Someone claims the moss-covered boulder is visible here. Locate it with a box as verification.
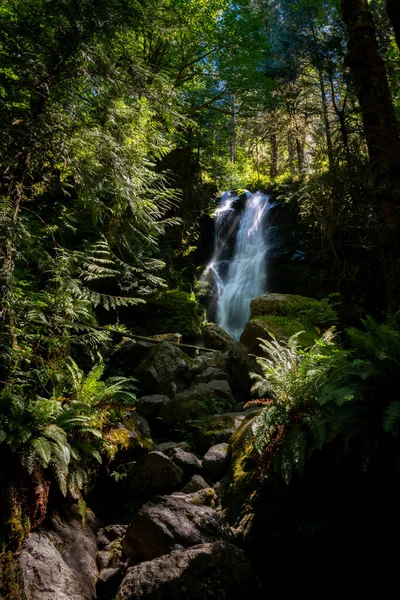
[240,293,337,355]
[158,381,234,434]
[195,411,255,452]
[144,290,205,339]
[134,342,191,397]
[250,293,337,325]
[222,412,261,526]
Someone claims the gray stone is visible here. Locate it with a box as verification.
[97,524,127,549]
[122,494,233,564]
[194,367,228,384]
[202,323,236,351]
[135,394,170,422]
[203,443,230,478]
[169,447,202,475]
[127,451,183,501]
[182,474,210,494]
[172,488,217,507]
[188,352,227,379]
[96,540,126,571]
[116,542,259,600]
[19,507,99,600]
[154,440,191,454]
[134,342,191,397]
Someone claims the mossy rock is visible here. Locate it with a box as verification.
[250,293,337,327]
[145,290,205,339]
[241,293,337,355]
[223,412,261,525]
[240,315,317,355]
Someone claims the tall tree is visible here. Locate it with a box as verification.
[342,0,400,311]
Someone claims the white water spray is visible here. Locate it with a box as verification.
[204,190,269,340]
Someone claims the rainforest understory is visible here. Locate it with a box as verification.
[1,0,400,598]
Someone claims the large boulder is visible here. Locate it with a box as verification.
[134,342,191,397]
[127,451,183,501]
[122,494,233,564]
[249,293,337,324]
[182,474,211,494]
[202,322,236,351]
[240,293,336,355]
[19,507,99,600]
[116,542,259,600]
[159,380,234,432]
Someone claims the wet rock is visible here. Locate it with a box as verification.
[224,341,253,397]
[116,542,259,600]
[122,494,233,564]
[203,443,230,479]
[134,394,170,423]
[127,451,183,501]
[182,474,210,494]
[202,323,236,351]
[134,342,191,397]
[19,507,99,600]
[169,447,202,475]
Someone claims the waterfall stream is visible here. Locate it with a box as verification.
[204,190,270,340]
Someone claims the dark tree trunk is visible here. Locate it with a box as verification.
[386,0,400,50]
[318,69,334,170]
[342,0,400,312]
[270,133,279,179]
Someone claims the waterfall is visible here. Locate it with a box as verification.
[203,190,269,340]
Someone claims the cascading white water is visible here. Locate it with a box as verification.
[204,190,269,340]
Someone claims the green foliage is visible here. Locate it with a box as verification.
[0,359,136,505]
[251,330,356,482]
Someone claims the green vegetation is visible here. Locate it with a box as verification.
[1,0,400,583]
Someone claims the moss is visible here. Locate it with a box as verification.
[225,414,260,524]
[251,293,337,328]
[0,550,23,600]
[256,315,318,347]
[146,290,205,339]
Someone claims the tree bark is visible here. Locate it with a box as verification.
[270,133,279,179]
[342,0,400,312]
[386,0,400,50]
[287,132,295,174]
[318,69,334,170]
[296,136,305,173]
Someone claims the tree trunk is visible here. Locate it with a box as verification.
[342,0,400,312]
[230,94,236,164]
[296,136,305,173]
[318,69,334,170]
[287,132,295,174]
[270,133,279,179]
[386,0,400,50]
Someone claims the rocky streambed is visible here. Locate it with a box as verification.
[18,294,336,599]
